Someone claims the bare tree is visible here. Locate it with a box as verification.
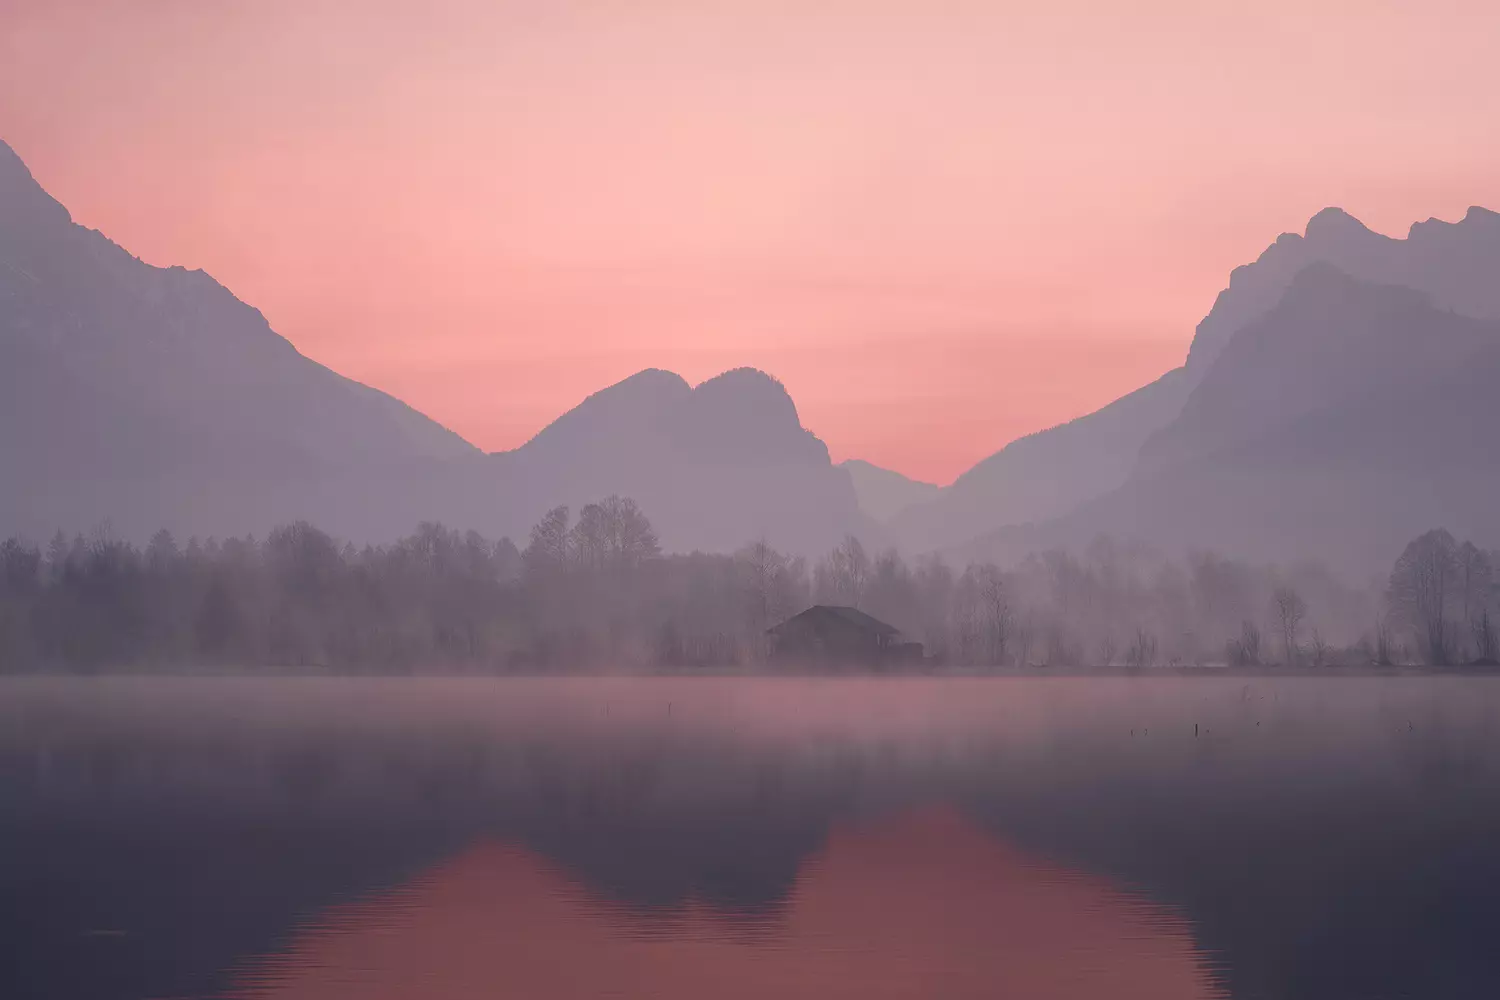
[523,505,570,579]
[1190,551,1253,642]
[1456,542,1493,662]
[1125,626,1158,669]
[569,502,609,571]
[913,556,955,663]
[1272,586,1307,666]
[1309,628,1331,668]
[972,562,1011,667]
[44,530,69,584]
[865,549,918,636]
[1474,611,1499,665]
[737,537,786,660]
[816,534,870,608]
[1011,613,1036,668]
[0,539,40,594]
[1227,619,1262,667]
[1373,615,1395,666]
[1098,634,1119,668]
[597,495,660,571]
[948,567,981,664]
[1043,624,1079,668]
[146,529,179,574]
[1387,528,1458,666]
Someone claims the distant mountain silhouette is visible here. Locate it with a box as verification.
[839,459,940,522]
[1186,205,1500,370]
[0,139,497,543]
[0,140,861,553]
[489,367,866,553]
[962,264,1500,574]
[893,203,1500,555]
[9,130,1497,569]
[888,370,1191,551]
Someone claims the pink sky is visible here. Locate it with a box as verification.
[4,1,1498,483]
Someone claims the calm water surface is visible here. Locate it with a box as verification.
[3,677,1499,999]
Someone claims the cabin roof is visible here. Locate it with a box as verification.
[767,605,901,636]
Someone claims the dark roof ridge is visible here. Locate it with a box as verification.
[770,604,901,635]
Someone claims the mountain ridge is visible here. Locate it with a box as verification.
[839,459,940,522]
[8,135,1498,571]
[958,262,1500,575]
[0,139,863,554]
[889,201,1500,555]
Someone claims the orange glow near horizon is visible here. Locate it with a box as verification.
[225,808,1226,999]
[4,1,1498,482]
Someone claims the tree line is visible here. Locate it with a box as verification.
[0,498,1493,672]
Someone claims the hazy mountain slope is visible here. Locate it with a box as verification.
[839,459,940,522]
[0,141,477,468]
[0,138,498,541]
[491,367,867,554]
[894,204,1500,554]
[1,140,862,554]
[1140,263,1495,474]
[961,266,1500,575]
[888,369,1190,550]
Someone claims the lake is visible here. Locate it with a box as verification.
[3,676,1499,999]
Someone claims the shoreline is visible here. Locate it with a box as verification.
[3,664,1499,680]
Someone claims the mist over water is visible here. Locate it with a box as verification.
[4,677,1500,1000]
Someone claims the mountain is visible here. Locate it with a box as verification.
[891,203,1500,554]
[839,459,940,522]
[0,139,501,544]
[10,127,1494,569]
[488,367,866,553]
[0,140,861,554]
[887,369,1190,550]
[1185,205,1500,370]
[1136,262,1494,476]
[963,264,1500,574]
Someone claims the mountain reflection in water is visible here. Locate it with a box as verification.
[3,677,1500,1000]
[225,809,1222,1000]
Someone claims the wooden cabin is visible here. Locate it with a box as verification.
[767,605,923,666]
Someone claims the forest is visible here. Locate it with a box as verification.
[0,496,1494,673]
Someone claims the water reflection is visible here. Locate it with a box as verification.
[3,677,1500,1000]
[226,809,1224,1000]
